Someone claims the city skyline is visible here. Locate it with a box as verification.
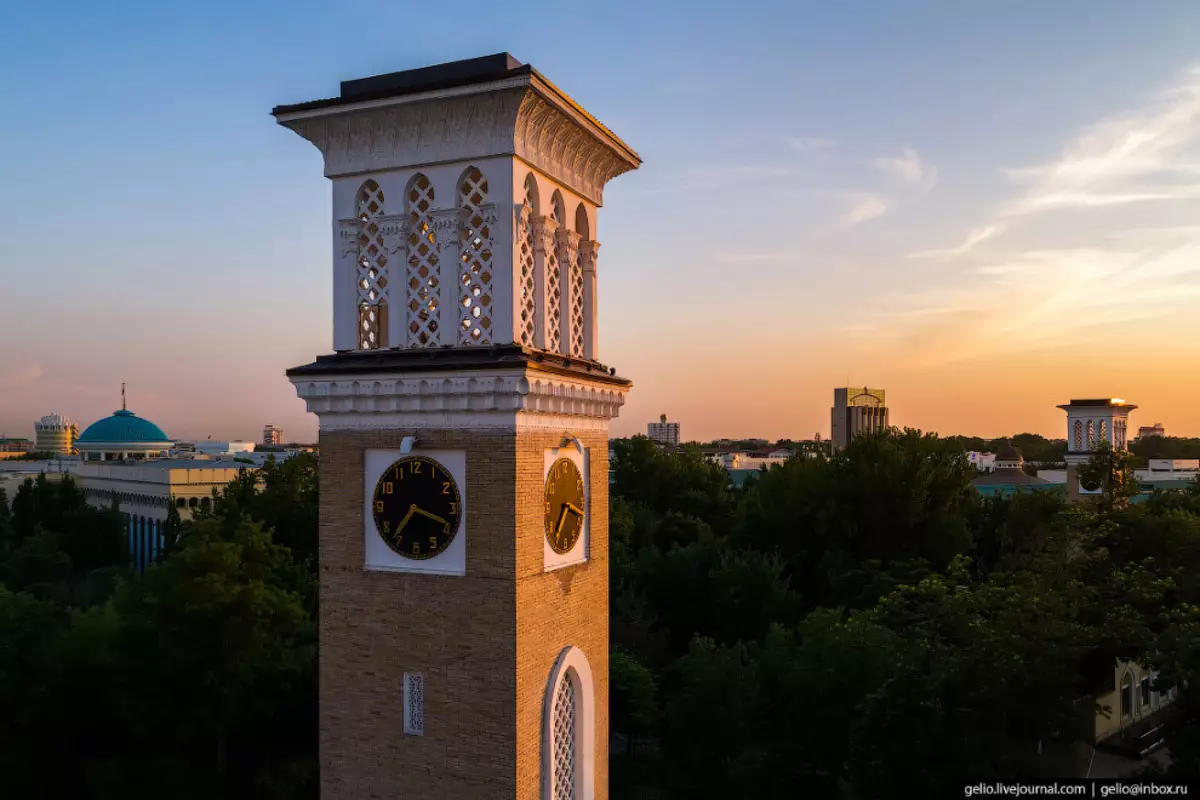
[4,2,1200,442]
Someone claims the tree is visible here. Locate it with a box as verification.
[1077,441,1140,510]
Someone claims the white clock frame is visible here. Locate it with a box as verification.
[543,441,589,571]
[363,448,467,576]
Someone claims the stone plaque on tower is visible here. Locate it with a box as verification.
[273,53,640,799]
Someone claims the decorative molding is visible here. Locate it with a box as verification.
[555,229,583,260]
[279,85,637,205]
[533,215,560,254]
[579,240,600,274]
[290,368,627,432]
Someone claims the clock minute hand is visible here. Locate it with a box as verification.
[394,505,418,535]
[564,502,584,518]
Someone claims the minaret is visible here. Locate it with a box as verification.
[273,54,640,799]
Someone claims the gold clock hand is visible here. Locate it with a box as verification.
[554,505,571,541]
[565,502,584,517]
[414,507,448,526]
[394,505,418,533]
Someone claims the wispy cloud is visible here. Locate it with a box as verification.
[869,62,1200,365]
[874,147,938,192]
[910,63,1200,259]
[842,194,889,227]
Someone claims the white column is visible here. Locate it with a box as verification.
[532,215,559,351]
[382,215,409,349]
[432,207,464,348]
[580,240,600,360]
[479,203,508,345]
[556,229,582,357]
[334,219,359,352]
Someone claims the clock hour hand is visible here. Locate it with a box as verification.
[395,504,418,530]
[564,502,584,518]
[554,504,571,539]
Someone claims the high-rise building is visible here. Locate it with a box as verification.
[830,387,888,451]
[1137,423,1166,440]
[647,413,680,448]
[34,413,79,455]
[263,424,285,446]
[275,53,640,798]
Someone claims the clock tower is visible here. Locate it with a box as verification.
[273,54,640,799]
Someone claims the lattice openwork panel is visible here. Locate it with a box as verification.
[1086,420,1096,449]
[356,180,388,349]
[552,675,577,800]
[519,192,536,347]
[1099,420,1109,444]
[568,247,584,356]
[1074,421,1083,450]
[404,672,424,736]
[406,175,439,347]
[458,168,493,345]
[546,242,561,353]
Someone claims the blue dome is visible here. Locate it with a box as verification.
[76,410,170,444]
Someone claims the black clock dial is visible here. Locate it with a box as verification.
[544,457,585,555]
[372,455,462,560]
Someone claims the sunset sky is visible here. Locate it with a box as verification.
[3,2,1200,443]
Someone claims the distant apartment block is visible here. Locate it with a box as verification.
[34,413,79,455]
[263,424,285,446]
[831,387,889,451]
[1136,423,1166,439]
[647,414,680,448]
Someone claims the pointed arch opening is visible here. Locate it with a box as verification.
[519,174,539,347]
[355,179,388,349]
[458,166,493,345]
[546,190,566,353]
[574,203,589,239]
[543,645,595,800]
[405,173,438,347]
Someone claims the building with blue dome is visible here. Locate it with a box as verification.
[76,398,173,462]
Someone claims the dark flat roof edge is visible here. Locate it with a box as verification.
[285,345,632,388]
[1057,400,1138,409]
[272,59,533,116]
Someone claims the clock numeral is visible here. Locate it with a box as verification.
[449,502,458,515]
[411,461,422,475]
[431,465,438,478]
[442,523,451,535]
[374,501,384,513]
[429,536,439,549]
[442,481,451,495]
[382,482,393,495]
[383,520,391,533]
[412,541,421,555]
[393,466,404,481]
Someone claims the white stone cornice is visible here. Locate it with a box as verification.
[289,368,627,432]
[278,85,638,204]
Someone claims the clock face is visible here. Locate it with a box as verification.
[372,455,462,560]
[545,457,585,555]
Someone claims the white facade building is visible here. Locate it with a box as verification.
[967,452,997,472]
[34,413,79,455]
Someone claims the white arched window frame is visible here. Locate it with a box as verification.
[405,173,438,347]
[543,645,595,800]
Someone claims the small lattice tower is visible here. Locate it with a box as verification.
[274,53,640,800]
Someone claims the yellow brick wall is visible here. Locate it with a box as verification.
[318,423,609,800]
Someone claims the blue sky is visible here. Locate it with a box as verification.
[2,1,1200,442]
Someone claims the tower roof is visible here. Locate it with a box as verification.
[1057,398,1137,411]
[76,410,170,445]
